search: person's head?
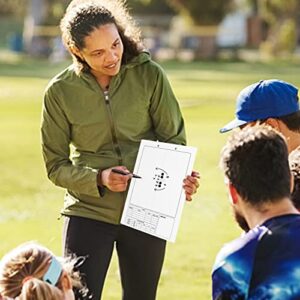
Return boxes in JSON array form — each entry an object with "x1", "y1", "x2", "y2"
[
  {"x1": 220, "y1": 79, "x2": 300, "y2": 152},
  {"x1": 60, "y1": 0, "x2": 143, "y2": 75},
  {"x1": 289, "y1": 147, "x2": 300, "y2": 210},
  {"x1": 0, "y1": 242, "x2": 83, "y2": 300},
  {"x1": 220, "y1": 125, "x2": 291, "y2": 230}
]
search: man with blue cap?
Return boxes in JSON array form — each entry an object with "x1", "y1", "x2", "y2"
[{"x1": 220, "y1": 79, "x2": 300, "y2": 153}]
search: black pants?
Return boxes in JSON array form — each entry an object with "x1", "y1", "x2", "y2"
[{"x1": 63, "y1": 216, "x2": 166, "y2": 300}]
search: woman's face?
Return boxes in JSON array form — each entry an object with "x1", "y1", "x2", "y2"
[{"x1": 79, "y1": 23, "x2": 124, "y2": 78}]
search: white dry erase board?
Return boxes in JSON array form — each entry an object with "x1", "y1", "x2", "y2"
[{"x1": 121, "y1": 140, "x2": 197, "y2": 242}]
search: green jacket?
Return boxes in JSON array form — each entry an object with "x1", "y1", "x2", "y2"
[{"x1": 41, "y1": 52, "x2": 186, "y2": 224}]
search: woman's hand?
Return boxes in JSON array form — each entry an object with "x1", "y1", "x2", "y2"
[
  {"x1": 101, "y1": 166, "x2": 132, "y2": 192},
  {"x1": 183, "y1": 171, "x2": 200, "y2": 201}
]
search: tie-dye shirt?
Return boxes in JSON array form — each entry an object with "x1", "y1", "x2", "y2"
[{"x1": 212, "y1": 214, "x2": 300, "y2": 300}]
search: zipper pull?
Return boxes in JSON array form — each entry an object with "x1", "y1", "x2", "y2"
[{"x1": 104, "y1": 90, "x2": 109, "y2": 103}]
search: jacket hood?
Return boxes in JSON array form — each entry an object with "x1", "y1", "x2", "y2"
[{"x1": 123, "y1": 51, "x2": 151, "y2": 69}]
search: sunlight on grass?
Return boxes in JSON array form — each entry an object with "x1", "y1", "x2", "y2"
[{"x1": 0, "y1": 59, "x2": 299, "y2": 299}]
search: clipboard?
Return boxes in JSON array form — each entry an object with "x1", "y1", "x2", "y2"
[{"x1": 121, "y1": 140, "x2": 197, "y2": 242}]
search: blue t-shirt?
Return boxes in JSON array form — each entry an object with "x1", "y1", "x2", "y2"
[{"x1": 212, "y1": 214, "x2": 300, "y2": 300}]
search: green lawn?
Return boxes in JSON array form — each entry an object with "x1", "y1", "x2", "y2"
[{"x1": 0, "y1": 57, "x2": 299, "y2": 299}]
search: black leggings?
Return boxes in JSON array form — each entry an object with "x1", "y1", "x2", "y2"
[{"x1": 63, "y1": 216, "x2": 166, "y2": 300}]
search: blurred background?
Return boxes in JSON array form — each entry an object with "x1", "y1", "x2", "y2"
[
  {"x1": 0, "y1": 0, "x2": 300, "y2": 299},
  {"x1": 1, "y1": 0, "x2": 300, "y2": 61}
]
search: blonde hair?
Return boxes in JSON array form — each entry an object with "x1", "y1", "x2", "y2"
[{"x1": 0, "y1": 243, "x2": 83, "y2": 300}]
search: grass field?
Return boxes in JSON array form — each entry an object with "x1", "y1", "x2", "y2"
[{"x1": 1, "y1": 56, "x2": 300, "y2": 299}]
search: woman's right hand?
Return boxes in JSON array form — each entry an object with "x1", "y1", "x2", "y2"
[{"x1": 100, "y1": 166, "x2": 132, "y2": 192}]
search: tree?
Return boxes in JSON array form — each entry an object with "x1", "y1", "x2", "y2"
[
  {"x1": 258, "y1": 0, "x2": 299, "y2": 56},
  {"x1": 127, "y1": 0, "x2": 175, "y2": 15},
  {"x1": 164, "y1": 0, "x2": 234, "y2": 59},
  {"x1": 167, "y1": 0, "x2": 234, "y2": 25},
  {"x1": 0, "y1": 0, "x2": 27, "y2": 16}
]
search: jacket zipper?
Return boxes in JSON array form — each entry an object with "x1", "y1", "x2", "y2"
[{"x1": 103, "y1": 90, "x2": 123, "y2": 165}]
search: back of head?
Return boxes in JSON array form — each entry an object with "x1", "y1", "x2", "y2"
[
  {"x1": 220, "y1": 125, "x2": 291, "y2": 206},
  {"x1": 18, "y1": 278, "x2": 63, "y2": 300},
  {"x1": 0, "y1": 243, "x2": 64, "y2": 300}
]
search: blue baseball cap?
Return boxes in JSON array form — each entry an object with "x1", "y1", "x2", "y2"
[{"x1": 220, "y1": 79, "x2": 299, "y2": 133}]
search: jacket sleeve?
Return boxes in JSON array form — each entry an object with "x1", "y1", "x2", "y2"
[
  {"x1": 41, "y1": 87, "x2": 100, "y2": 198},
  {"x1": 149, "y1": 65, "x2": 186, "y2": 145}
]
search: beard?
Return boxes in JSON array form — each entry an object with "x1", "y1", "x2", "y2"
[{"x1": 233, "y1": 208, "x2": 250, "y2": 232}]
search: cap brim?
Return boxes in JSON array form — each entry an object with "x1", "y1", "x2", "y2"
[{"x1": 219, "y1": 118, "x2": 248, "y2": 133}]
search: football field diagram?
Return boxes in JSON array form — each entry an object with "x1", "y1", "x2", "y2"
[{"x1": 121, "y1": 140, "x2": 197, "y2": 242}]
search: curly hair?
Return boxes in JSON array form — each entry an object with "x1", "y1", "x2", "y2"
[
  {"x1": 220, "y1": 125, "x2": 291, "y2": 207},
  {"x1": 60, "y1": 0, "x2": 144, "y2": 73},
  {"x1": 0, "y1": 242, "x2": 85, "y2": 300}
]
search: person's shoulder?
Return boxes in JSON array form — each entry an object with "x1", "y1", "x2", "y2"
[
  {"x1": 213, "y1": 226, "x2": 268, "y2": 273},
  {"x1": 263, "y1": 214, "x2": 300, "y2": 232},
  {"x1": 249, "y1": 215, "x2": 300, "y2": 299},
  {"x1": 144, "y1": 54, "x2": 166, "y2": 75},
  {"x1": 259, "y1": 214, "x2": 300, "y2": 249},
  {"x1": 212, "y1": 226, "x2": 269, "y2": 300},
  {"x1": 44, "y1": 65, "x2": 78, "y2": 93}
]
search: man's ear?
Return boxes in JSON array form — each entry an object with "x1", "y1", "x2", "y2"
[
  {"x1": 264, "y1": 118, "x2": 281, "y2": 131},
  {"x1": 228, "y1": 183, "x2": 239, "y2": 205},
  {"x1": 61, "y1": 272, "x2": 72, "y2": 291},
  {"x1": 290, "y1": 172, "x2": 295, "y2": 194}
]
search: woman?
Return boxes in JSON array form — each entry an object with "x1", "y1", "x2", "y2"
[
  {"x1": 0, "y1": 242, "x2": 84, "y2": 300},
  {"x1": 41, "y1": 0, "x2": 200, "y2": 299}
]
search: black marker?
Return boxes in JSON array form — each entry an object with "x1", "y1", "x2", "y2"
[{"x1": 111, "y1": 168, "x2": 142, "y2": 179}]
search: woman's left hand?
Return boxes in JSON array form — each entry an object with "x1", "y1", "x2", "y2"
[{"x1": 183, "y1": 171, "x2": 200, "y2": 201}]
